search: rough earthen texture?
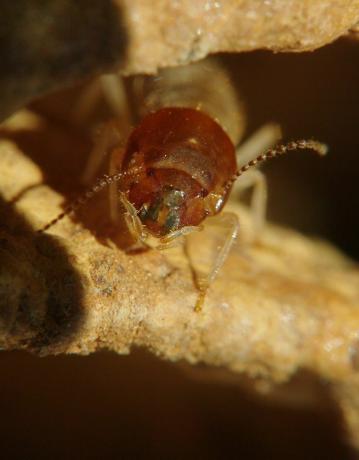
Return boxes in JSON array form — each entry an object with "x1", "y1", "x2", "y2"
[
  {"x1": 1, "y1": 111, "x2": 359, "y2": 446},
  {"x1": 1, "y1": 0, "x2": 359, "y2": 120},
  {"x1": 121, "y1": 0, "x2": 359, "y2": 73}
]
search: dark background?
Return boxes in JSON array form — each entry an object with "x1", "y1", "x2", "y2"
[
  {"x1": 1, "y1": 39, "x2": 359, "y2": 459},
  {"x1": 228, "y1": 39, "x2": 359, "y2": 262},
  {"x1": 0, "y1": 350, "x2": 354, "y2": 459}
]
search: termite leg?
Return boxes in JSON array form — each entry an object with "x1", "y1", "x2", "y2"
[
  {"x1": 81, "y1": 120, "x2": 124, "y2": 185},
  {"x1": 71, "y1": 78, "x2": 103, "y2": 125},
  {"x1": 117, "y1": 191, "x2": 148, "y2": 246},
  {"x1": 72, "y1": 74, "x2": 131, "y2": 126},
  {"x1": 82, "y1": 76, "x2": 133, "y2": 186},
  {"x1": 156, "y1": 226, "x2": 203, "y2": 250},
  {"x1": 108, "y1": 148, "x2": 124, "y2": 223},
  {"x1": 195, "y1": 212, "x2": 239, "y2": 312},
  {"x1": 233, "y1": 123, "x2": 281, "y2": 238},
  {"x1": 235, "y1": 123, "x2": 282, "y2": 168},
  {"x1": 100, "y1": 74, "x2": 132, "y2": 122},
  {"x1": 231, "y1": 169, "x2": 267, "y2": 238}
]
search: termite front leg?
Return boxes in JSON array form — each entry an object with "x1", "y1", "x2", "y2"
[
  {"x1": 117, "y1": 191, "x2": 148, "y2": 247},
  {"x1": 156, "y1": 225, "x2": 203, "y2": 250},
  {"x1": 195, "y1": 212, "x2": 239, "y2": 312}
]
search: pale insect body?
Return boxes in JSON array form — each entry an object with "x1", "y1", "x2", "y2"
[{"x1": 39, "y1": 58, "x2": 327, "y2": 310}]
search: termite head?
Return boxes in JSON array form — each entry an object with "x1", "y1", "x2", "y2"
[
  {"x1": 128, "y1": 172, "x2": 210, "y2": 238},
  {"x1": 120, "y1": 107, "x2": 237, "y2": 238},
  {"x1": 137, "y1": 185, "x2": 186, "y2": 236}
]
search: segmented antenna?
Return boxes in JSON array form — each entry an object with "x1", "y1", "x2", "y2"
[
  {"x1": 224, "y1": 139, "x2": 328, "y2": 192},
  {"x1": 38, "y1": 167, "x2": 142, "y2": 233}
]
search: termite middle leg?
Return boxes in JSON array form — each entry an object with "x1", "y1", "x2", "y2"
[
  {"x1": 71, "y1": 78, "x2": 103, "y2": 126},
  {"x1": 81, "y1": 76, "x2": 132, "y2": 187},
  {"x1": 81, "y1": 120, "x2": 124, "y2": 186},
  {"x1": 100, "y1": 74, "x2": 131, "y2": 122},
  {"x1": 72, "y1": 74, "x2": 131, "y2": 127},
  {"x1": 234, "y1": 122, "x2": 281, "y2": 238},
  {"x1": 232, "y1": 169, "x2": 267, "y2": 237},
  {"x1": 235, "y1": 122, "x2": 282, "y2": 168}
]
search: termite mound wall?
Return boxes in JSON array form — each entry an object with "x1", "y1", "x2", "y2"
[{"x1": 1, "y1": 0, "x2": 359, "y2": 120}]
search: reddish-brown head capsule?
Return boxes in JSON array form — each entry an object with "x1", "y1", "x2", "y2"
[{"x1": 117, "y1": 107, "x2": 237, "y2": 237}]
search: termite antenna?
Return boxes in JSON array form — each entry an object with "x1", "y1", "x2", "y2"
[
  {"x1": 37, "y1": 167, "x2": 142, "y2": 234},
  {"x1": 224, "y1": 139, "x2": 328, "y2": 191}
]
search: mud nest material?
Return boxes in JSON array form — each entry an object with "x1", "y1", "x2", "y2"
[{"x1": 1, "y1": 0, "x2": 359, "y2": 120}]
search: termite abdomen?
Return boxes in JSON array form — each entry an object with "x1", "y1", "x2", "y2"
[{"x1": 133, "y1": 58, "x2": 244, "y2": 145}]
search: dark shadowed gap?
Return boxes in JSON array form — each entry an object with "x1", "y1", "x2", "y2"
[
  {"x1": 226, "y1": 40, "x2": 359, "y2": 260},
  {"x1": 0, "y1": 194, "x2": 85, "y2": 352},
  {"x1": 0, "y1": 349, "x2": 355, "y2": 460},
  {"x1": 0, "y1": 0, "x2": 128, "y2": 121}
]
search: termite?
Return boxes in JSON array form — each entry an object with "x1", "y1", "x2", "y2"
[{"x1": 38, "y1": 58, "x2": 327, "y2": 310}]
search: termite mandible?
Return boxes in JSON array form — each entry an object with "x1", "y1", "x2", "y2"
[{"x1": 38, "y1": 58, "x2": 327, "y2": 311}]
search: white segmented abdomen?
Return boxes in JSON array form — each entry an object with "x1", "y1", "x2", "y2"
[{"x1": 132, "y1": 57, "x2": 245, "y2": 146}]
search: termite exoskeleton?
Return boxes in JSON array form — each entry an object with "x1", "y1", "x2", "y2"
[{"x1": 39, "y1": 58, "x2": 327, "y2": 311}]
